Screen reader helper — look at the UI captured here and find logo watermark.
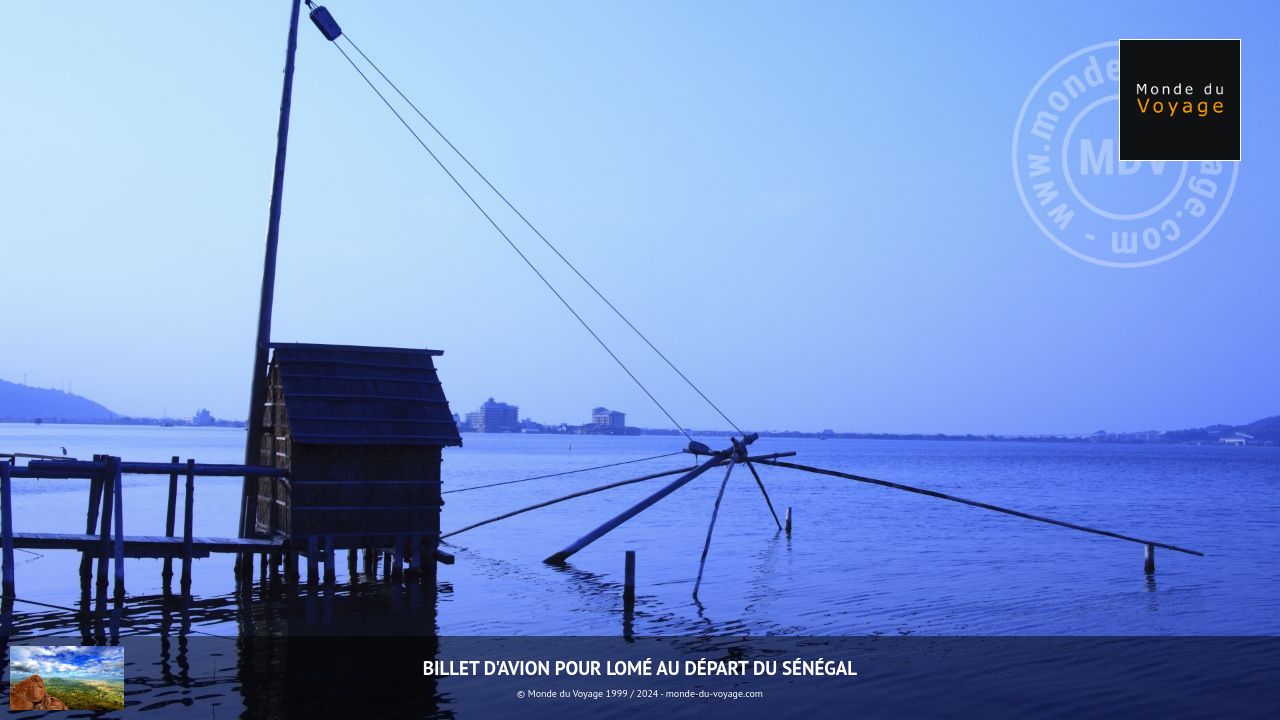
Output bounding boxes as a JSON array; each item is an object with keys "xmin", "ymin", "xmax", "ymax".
[{"xmin": 1012, "ymin": 41, "xmax": 1238, "ymax": 268}]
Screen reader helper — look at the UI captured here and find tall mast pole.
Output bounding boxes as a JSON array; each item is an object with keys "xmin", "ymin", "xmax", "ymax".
[{"xmin": 240, "ymin": 0, "xmax": 304, "ymax": 541}]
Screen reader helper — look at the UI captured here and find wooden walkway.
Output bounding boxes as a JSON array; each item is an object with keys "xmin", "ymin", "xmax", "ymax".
[
  {"xmin": 10, "ymin": 533, "xmax": 282, "ymax": 558},
  {"xmin": 1, "ymin": 455, "xmax": 290, "ymax": 600}
]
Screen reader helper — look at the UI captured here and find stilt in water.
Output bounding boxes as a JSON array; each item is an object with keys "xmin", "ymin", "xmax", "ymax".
[
  {"xmin": 80, "ymin": 456, "xmax": 105, "ymax": 584},
  {"xmin": 162, "ymin": 455, "xmax": 179, "ymax": 583},
  {"xmin": 391, "ymin": 536, "xmax": 404, "ymax": 582},
  {"xmin": 623, "ymin": 550, "xmax": 636, "ymax": 611},
  {"xmin": 323, "ymin": 537, "xmax": 336, "ymax": 585},
  {"xmin": 110, "ymin": 457, "xmax": 125, "ymax": 601},
  {"xmin": 623, "ymin": 549, "xmax": 636, "ymax": 639},
  {"xmin": 1, "ymin": 460, "xmax": 15, "ymax": 601},
  {"xmin": 785, "ymin": 507, "xmax": 793, "ymax": 537},
  {"xmin": 180, "ymin": 459, "xmax": 195, "ymax": 594},
  {"xmin": 307, "ymin": 537, "xmax": 319, "ymax": 585},
  {"xmin": 95, "ymin": 460, "xmax": 115, "ymax": 593},
  {"xmin": 1144, "ymin": 544, "xmax": 1156, "ymax": 574}
]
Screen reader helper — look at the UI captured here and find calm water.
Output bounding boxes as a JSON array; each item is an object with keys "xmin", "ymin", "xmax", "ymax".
[{"xmin": 2, "ymin": 424, "xmax": 1277, "ymax": 637}]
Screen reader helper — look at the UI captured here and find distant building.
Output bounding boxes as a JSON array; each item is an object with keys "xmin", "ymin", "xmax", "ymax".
[
  {"xmin": 465, "ymin": 398, "xmax": 521, "ymax": 433},
  {"xmin": 587, "ymin": 406, "xmax": 627, "ymax": 434}
]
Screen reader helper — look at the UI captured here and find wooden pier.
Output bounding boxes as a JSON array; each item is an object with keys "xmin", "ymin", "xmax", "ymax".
[{"xmin": 1, "ymin": 455, "xmax": 288, "ymax": 601}]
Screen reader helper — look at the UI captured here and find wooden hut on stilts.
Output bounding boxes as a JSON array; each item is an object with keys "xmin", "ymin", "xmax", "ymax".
[{"xmin": 247, "ymin": 342, "xmax": 461, "ymax": 582}]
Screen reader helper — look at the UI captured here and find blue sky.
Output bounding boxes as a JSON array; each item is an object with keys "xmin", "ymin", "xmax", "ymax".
[
  {"xmin": 9, "ymin": 646, "xmax": 125, "ymax": 680},
  {"xmin": 1, "ymin": 1, "xmax": 1276, "ymax": 434}
]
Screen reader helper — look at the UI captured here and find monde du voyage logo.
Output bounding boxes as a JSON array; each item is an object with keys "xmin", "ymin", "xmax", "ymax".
[{"xmin": 1012, "ymin": 40, "xmax": 1240, "ymax": 268}]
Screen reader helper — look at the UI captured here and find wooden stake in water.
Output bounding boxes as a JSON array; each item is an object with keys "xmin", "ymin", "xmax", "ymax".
[
  {"xmin": 323, "ymin": 537, "xmax": 336, "ymax": 585},
  {"xmin": 96, "ymin": 461, "xmax": 115, "ymax": 592},
  {"xmin": 786, "ymin": 507, "xmax": 792, "ymax": 536},
  {"xmin": 163, "ymin": 455, "xmax": 179, "ymax": 582},
  {"xmin": 111, "ymin": 457, "xmax": 125, "ymax": 600},
  {"xmin": 181, "ymin": 459, "xmax": 195, "ymax": 593},
  {"xmin": 307, "ymin": 537, "xmax": 319, "ymax": 585},
  {"xmin": 1144, "ymin": 544, "xmax": 1156, "ymax": 574},
  {"xmin": 693, "ymin": 461, "xmax": 737, "ymax": 601},
  {"xmin": 1, "ymin": 461, "xmax": 15, "ymax": 600},
  {"xmin": 623, "ymin": 550, "xmax": 636, "ymax": 611}
]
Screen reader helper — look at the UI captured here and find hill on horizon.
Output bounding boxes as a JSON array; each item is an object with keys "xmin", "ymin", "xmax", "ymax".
[{"xmin": 0, "ymin": 378, "xmax": 117, "ymax": 422}]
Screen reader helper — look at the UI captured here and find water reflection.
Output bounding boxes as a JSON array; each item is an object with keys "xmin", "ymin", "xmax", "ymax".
[{"xmin": 3, "ymin": 572, "xmax": 447, "ymax": 718}]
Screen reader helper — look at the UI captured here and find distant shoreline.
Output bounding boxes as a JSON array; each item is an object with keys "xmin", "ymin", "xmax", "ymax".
[{"xmin": 3, "ymin": 418, "xmax": 1274, "ymax": 446}]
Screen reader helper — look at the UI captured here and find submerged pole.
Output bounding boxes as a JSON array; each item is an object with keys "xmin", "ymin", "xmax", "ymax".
[
  {"xmin": 1144, "ymin": 544, "xmax": 1156, "ymax": 574},
  {"xmin": 623, "ymin": 550, "xmax": 636, "ymax": 611},
  {"xmin": 240, "ymin": 0, "xmax": 305, "ymax": 543}
]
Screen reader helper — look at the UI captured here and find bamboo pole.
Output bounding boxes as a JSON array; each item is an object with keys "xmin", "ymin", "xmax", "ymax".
[
  {"xmin": 757, "ymin": 459, "xmax": 1204, "ymax": 557},
  {"xmin": 241, "ymin": 0, "xmax": 304, "ymax": 543},
  {"xmin": 692, "ymin": 461, "xmax": 736, "ymax": 601}
]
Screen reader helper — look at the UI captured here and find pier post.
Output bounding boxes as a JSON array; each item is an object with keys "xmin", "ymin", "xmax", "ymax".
[
  {"xmin": 323, "ymin": 537, "xmax": 336, "ymax": 585},
  {"xmin": 347, "ymin": 548, "xmax": 357, "ymax": 581},
  {"xmin": 285, "ymin": 548, "xmax": 298, "ymax": 582},
  {"xmin": 80, "ymin": 457, "xmax": 105, "ymax": 582},
  {"xmin": 111, "ymin": 457, "xmax": 125, "ymax": 600},
  {"xmin": 785, "ymin": 507, "xmax": 792, "ymax": 536},
  {"xmin": 363, "ymin": 546, "xmax": 375, "ymax": 577},
  {"xmin": 1, "ymin": 461, "xmax": 15, "ymax": 600},
  {"xmin": 391, "ymin": 536, "xmax": 404, "ymax": 582},
  {"xmin": 382, "ymin": 550, "xmax": 391, "ymax": 578},
  {"xmin": 408, "ymin": 534, "xmax": 422, "ymax": 581},
  {"xmin": 163, "ymin": 455, "xmax": 178, "ymax": 582},
  {"xmin": 96, "ymin": 461, "xmax": 115, "ymax": 592},
  {"xmin": 1144, "ymin": 544, "xmax": 1156, "ymax": 574},
  {"xmin": 307, "ymin": 537, "xmax": 319, "ymax": 585},
  {"xmin": 623, "ymin": 550, "xmax": 636, "ymax": 611},
  {"xmin": 181, "ymin": 459, "xmax": 195, "ymax": 592}
]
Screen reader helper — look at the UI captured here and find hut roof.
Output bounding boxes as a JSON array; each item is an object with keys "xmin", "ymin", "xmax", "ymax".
[{"xmin": 270, "ymin": 343, "xmax": 462, "ymax": 447}]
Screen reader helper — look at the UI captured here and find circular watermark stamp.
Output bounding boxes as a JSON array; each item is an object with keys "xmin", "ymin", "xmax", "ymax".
[{"xmin": 1012, "ymin": 41, "xmax": 1238, "ymax": 268}]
